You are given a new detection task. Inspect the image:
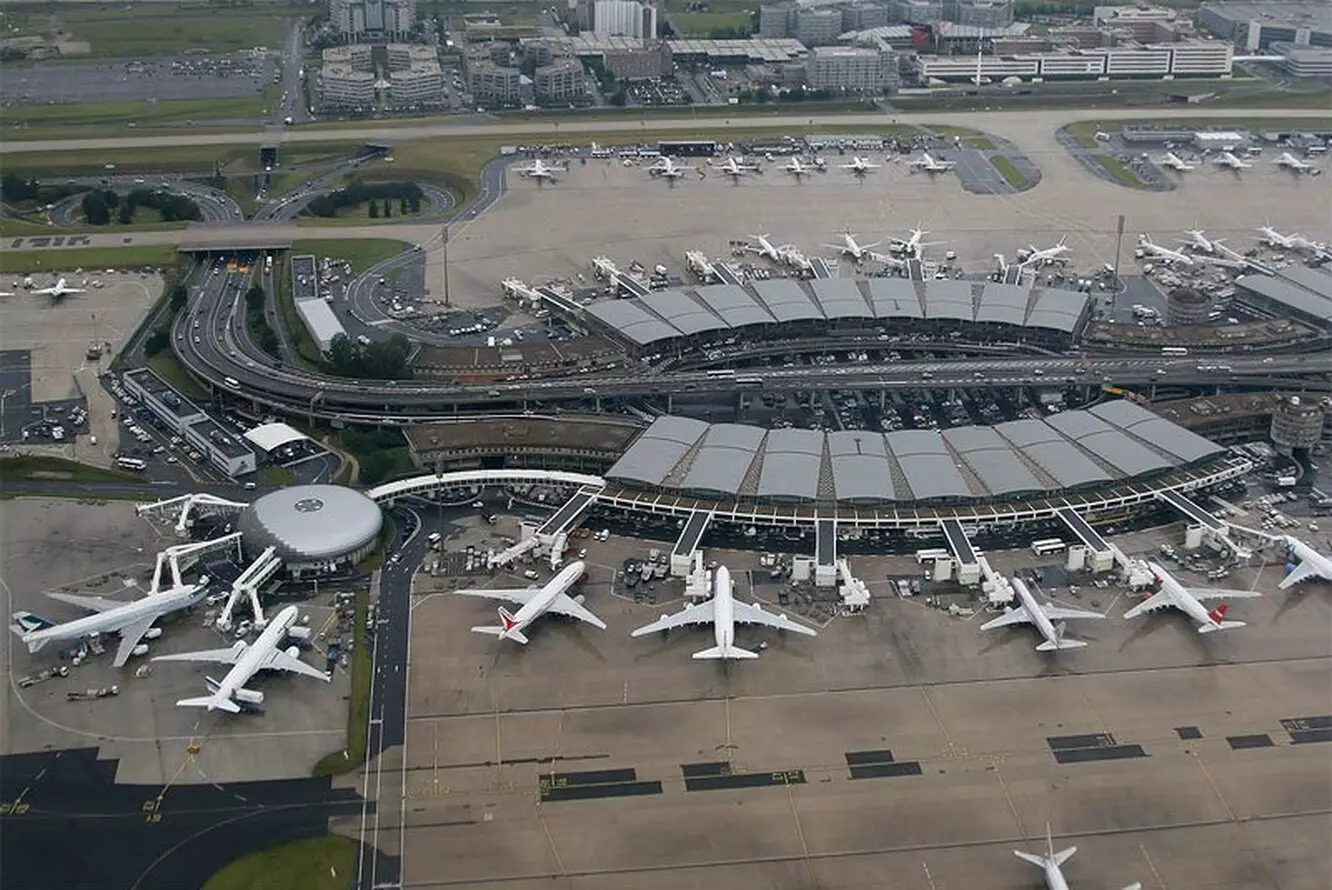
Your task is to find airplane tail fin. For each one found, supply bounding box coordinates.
[177,695,241,713]
[1122,884,1143,890]
[693,644,759,660]
[1016,823,1076,869]
[1013,851,1046,868]
[10,611,55,645]
[1037,638,1088,652]
[1198,604,1245,633]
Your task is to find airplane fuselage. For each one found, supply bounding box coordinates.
[1283,538,1332,588]
[508,560,587,635]
[1143,563,1214,625]
[1014,579,1060,644]
[18,585,205,652]
[215,605,300,701]
[1041,863,1071,890]
[712,565,736,651]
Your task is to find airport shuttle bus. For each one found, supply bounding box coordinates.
[1030,538,1067,556]
[116,457,147,471]
[1161,347,1188,357]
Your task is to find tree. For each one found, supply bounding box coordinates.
[245,284,265,311]
[118,202,133,224]
[382,200,392,218]
[368,200,379,218]
[358,450,396,486]
[168,283,188,310]
[398,197,407,216]
[610,89,627,107]
[144,328,170,357]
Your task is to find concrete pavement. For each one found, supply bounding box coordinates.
[4,107,1328,156]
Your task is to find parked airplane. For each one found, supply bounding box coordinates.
[1158,152,1195,172]
[154,605,328,713]
[890,226,938,258]
[783,157,815,177]
[649,157,693,180]
[513,158,565,182]
[1289,232,1329,255]
[825,231,880,262]
[1256,223,1299,249]
[1273,152,1316,174]
[1137,234,1194,266]
[1214,151,1252,170]
[1019,235,1071,267]
[31,278,87,298]
[1015,824,1142,890]
[715,157,760,177]
[908,153,956,173]
[11,577,211,667]
[456,560,604,644]
[747,233,791,264]
[840,155,880,174]
[1179,229,1222,253]
[1278,536,1332,589]
[1122,562,1261,632]
[980,577,1104,651]
[630,564,816,660]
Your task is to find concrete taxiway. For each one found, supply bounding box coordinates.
[355,520,1332,890]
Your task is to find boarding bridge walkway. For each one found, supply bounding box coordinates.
[715,264,743,286]
[815,519,837,588]
[907,258,925,281]
[1055,507,1116,571]
[616,275,651,299]
[1156,489,1226,531]
[537,486,599,540]
[940,519,982,585]
[1001,263,1023,285]
[218,546,282,630]
[809,257,834,279]
[671,509,712,577]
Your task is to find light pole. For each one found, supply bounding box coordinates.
[441,223,451,308]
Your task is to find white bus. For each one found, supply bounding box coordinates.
[223,376,241,390]
[1161,347,1188,357]
[1030,538,1066,556]
[915,548,950,564]
[706,368,735,378]
[116,457,147,471]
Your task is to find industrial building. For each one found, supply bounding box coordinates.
[955,0,1014,29]
[805,45,897,92]
[121,368,257,478]
[236,485,383,576]
[1234,266,1332,333]
[1198,1,1332,51]
[566,35,669,78]
[603,401,1228,509]
[665,38,810,65]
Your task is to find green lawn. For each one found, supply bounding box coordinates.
[0,141,367,179]
[41,5,292,57]
[0,455,138,484]
[668,10,753,35]
[148,352,209,400]
[0,245,177,274]
[1095,154,1147,189]
[201,836,357,890]
[928,124,984,138]
[312,586,373,776]
[964,136,997,150]
[290,239,410,275]
[1067,116,1332,148]
[5,89,280,133]
[990,155,1030,190]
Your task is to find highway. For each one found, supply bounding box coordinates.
[5,107,1329,155]
[46,176,243,226]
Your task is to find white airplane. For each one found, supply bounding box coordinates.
[1137,234,1194,266]
[1015,824,1142,890]
[980,577,1104,651]
[1159,152,1195,172]
[1019,235,1071,267]
[10,577,211,667]
[1273,152,1315,174]
[31,278,87,298]
[714,157,760,177]
[1122,561,1261,633]
[839,155,880,175]
[513,158,565,182]
[630,564,816,660]
[890,226,938,258]
[1278,536,1332,590]
[783,157,815,177]
[746,233,790,264]
[825,231,879,262]
[649,157,693,180]
[908,153,956,173]
[154,605,328,713]
[1178,228,1227,254]
[456,560,604,644]
[1256,223,1299,249]
[1290,233,1330,256]
[1214,151,1252,170]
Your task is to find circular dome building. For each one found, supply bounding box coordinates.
[1166,286,1213,326]
[237,484,383,576]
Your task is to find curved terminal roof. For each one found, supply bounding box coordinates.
[606,401,1222,505]
[586,278,1091,348]
[237,484,383,562]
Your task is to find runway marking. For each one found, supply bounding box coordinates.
[536,810,570,887]
[785,783,816,890]
[1139,844,1168,889]
[918,686,963,759]
[984,754,1027,839]
[1189,749,1282,888]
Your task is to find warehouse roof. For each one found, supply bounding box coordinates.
[606,402,1212,504]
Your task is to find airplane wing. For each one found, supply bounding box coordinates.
[545,593,607,629]
[454,587,539,605]
[980,605,1034,631]
[731,599,818,636]
[112,617,163,667]
[45,591,132,613]
[1278,562,1318,590]
[153,640,248,666]
[630,599,716,637]
[1185,587,1262,602]
[1041,602,1105,621]
[261,647,331,682]
[1123,590,1173,618]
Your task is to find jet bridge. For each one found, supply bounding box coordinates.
[671,509,712,577]
[815,519,837,588]
[906,258,925,281]
[137,493,249,537]
[685,251,719,284]
[151,533,243,595]
[217,546,282,630]
[537,486,599,543]
[714,262,743,286]
[940,519,982,586]
[808,257,835,279]
[1054,507,1116,573]
[1156,490,1251,559]
[1001,263,1023,285]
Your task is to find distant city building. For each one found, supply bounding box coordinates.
[896,0,943,25]
[593,0,658,39]
[534,58,588,102]
[322,44,372,68]
[916,38,1232,81]
[1198,1,1332,51]
[1269,41,1332,77]
[466,59,525,104]
[666,37,810,65]
[320,62,376,109]
[759,2,797,37]
[329,0,417,42]
[841,2,892,33]
[805,44,897,92]
[795,8,845,46]
[955,0,1013,29]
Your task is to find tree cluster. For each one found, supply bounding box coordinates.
[2,173,78,206]
[323,333,414,381]
[304,180,423,219]
[81,188,201,226]
[737,87,836,103]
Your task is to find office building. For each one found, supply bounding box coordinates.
[466,60,525,104]
[841,2,892,33]
[1198,2,1332,52]
[534,58,588,102]
[594,0,658,39]
[806,45,897,92]
[387,63,444,106]
[916,38,1232,80]
[795,8,844,46]
[329,0,417,41]
[759,2,796,37]
[955,0,1013,29]
[897,0,943,24]
[387,43,436,70]
[322,44,372,68]
[320,63,377,109]
[1271,42,1332,76]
